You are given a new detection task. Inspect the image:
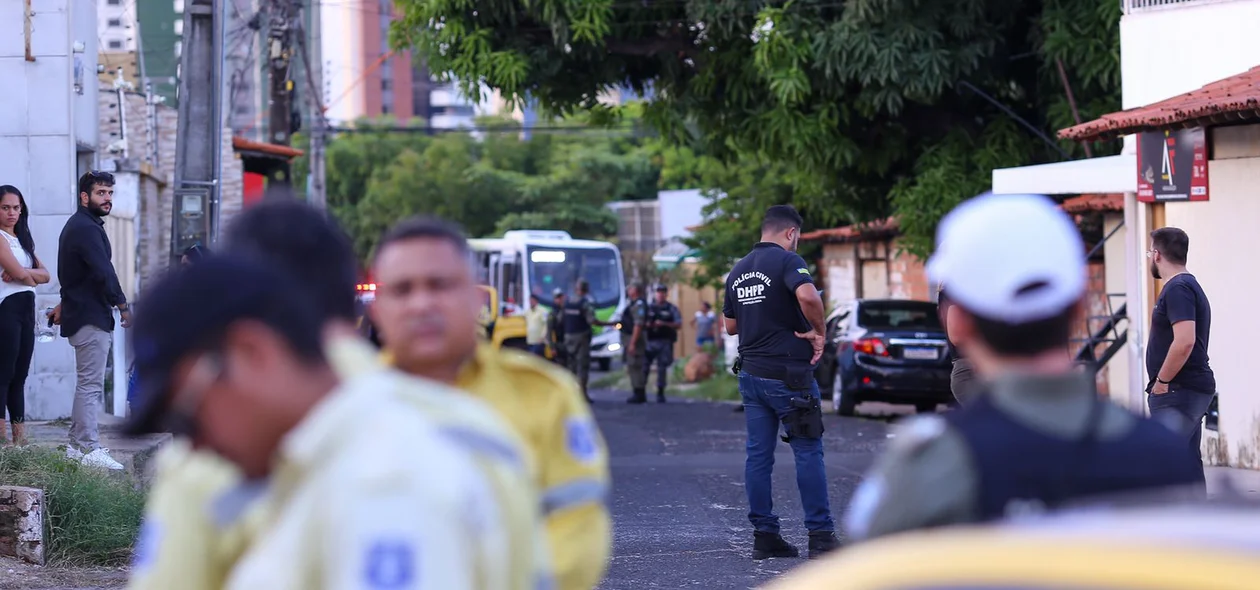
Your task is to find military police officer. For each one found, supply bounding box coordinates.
[562,280,608,402]
[622,284,651,404]
[644,285,682,403]
[845,194,1203,542]
[549,289,569,367]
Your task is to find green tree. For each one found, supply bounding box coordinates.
[393,0,1122,261]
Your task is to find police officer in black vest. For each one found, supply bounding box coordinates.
[844,194,1203,542]
[562,280,610,402]
[643,285,681,403]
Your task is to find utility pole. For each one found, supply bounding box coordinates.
[265,0,296,200]
[305,0,327,209]
[171,0,224,263]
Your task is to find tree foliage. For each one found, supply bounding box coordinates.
[393,0,1123,267]
[317,117,661,262]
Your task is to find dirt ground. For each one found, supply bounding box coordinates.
[0,556,126,590]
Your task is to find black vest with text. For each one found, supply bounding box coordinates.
[647,302,678,342]
[943,393,1201,521]
[563,298,592,334]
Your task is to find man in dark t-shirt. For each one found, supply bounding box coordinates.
[1145,226,1215,484]
[724,205,840,560]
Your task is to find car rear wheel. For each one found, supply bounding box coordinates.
[831,367,857,416]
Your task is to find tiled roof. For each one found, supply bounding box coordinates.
[232,136,305,159]
[1059,65,1260,142]
[1061,193,1123,214]
[800,217,900,243]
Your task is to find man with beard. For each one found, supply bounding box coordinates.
[1146,227,1215,486]
[54,171,129,470]
[724,205,842,561]
[369,217,612,590]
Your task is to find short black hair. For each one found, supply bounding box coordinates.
[125,254,326,435]
[761,205,803,234]
[577,280,590,294]
[183,243,212,263]
[374,216,471,263]
[78,171,115,197]
[1151,227,1189,266]
[967,304,1076,357]
[221,200,359,322]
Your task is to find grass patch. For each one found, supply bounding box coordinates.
[0,446,144,567]
[590,371,627,389]
[668,372,741,403]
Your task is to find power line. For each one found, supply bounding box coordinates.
[328,124,643,135]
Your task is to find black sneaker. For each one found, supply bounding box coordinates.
[807,531,842,559]
[752,532,800,560]
[626,389,647,404]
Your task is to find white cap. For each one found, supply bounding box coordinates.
[926,193,1085,324]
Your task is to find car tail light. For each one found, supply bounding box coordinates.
[853,337,888,356]
[356,283,377,292]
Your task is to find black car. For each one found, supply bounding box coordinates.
[816,299,953,416]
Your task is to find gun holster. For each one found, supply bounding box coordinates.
[731,355,742,376]
[781,394,824,443]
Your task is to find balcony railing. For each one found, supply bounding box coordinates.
[1124,0,1241,14]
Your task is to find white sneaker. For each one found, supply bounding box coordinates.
[81,448,125,471]
[66,446,85,461]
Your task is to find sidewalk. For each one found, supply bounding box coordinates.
[22,414,171,484]
[1207,466,1260,497]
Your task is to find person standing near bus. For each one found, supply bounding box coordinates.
[563,280,609,403]
[525,293,550,358]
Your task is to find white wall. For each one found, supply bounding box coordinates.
[658,189,708,241]
[1120,1,1260,468]
[1121,1,1260,108]
[0,0,99,420]
[1162,128,1260,468]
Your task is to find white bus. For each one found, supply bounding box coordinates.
[469,230,626,370]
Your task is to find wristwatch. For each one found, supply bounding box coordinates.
[1156,377,1171,385]
[118,303,130,312]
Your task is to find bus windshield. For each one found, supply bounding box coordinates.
[528,246,622,309]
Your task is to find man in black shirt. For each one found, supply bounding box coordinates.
[724,205,840,560]
[55,171,129,470]
[1146,227,1215,485]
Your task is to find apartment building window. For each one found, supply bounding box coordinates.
[109,40,123,50]
[108,0,121,4]
[381,79,392,91]
[108,18,122,27]
[175,20,183,35]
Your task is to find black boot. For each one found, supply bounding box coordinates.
[656,387,666,403]
[626,388,647,404]
[807,531,842,559]
[752,532,799,560]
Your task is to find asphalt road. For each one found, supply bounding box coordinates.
[590,376,894,590]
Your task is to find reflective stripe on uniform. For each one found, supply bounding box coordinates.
[437,425,526,472]
[541,478,609,515]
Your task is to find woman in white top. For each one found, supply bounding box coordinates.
[0,186,51,445]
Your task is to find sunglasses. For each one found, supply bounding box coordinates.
[161,353,224,439]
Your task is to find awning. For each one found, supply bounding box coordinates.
[652,239,700,270]
[991,155,1136,196]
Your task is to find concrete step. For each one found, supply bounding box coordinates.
[17,414,170,486]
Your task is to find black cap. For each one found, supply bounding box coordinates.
[123,255,321,436]
[655,284,668,292]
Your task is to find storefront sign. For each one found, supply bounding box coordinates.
[1136,127,1209,202]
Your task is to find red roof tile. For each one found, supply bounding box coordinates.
[1061,193,1123,214]
[232,136,305,159]
[800,217,899,243]
[1060,65,1260,142]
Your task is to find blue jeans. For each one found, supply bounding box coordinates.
[739,372,834,534]
[1148,387,1215,487]
[527,343,547,357]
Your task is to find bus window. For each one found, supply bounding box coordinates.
[527,247,622,310]
[502,253,522,310]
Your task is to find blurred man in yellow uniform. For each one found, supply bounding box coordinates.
[369,217,613,590]
[127,202,548,590]
[125,255,529,589]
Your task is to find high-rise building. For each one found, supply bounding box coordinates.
[322,0,485,127]
[98,0,142,87]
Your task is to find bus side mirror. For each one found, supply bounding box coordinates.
[477,285,500,327]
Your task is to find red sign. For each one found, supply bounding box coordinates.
[1136,127,1208,203]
